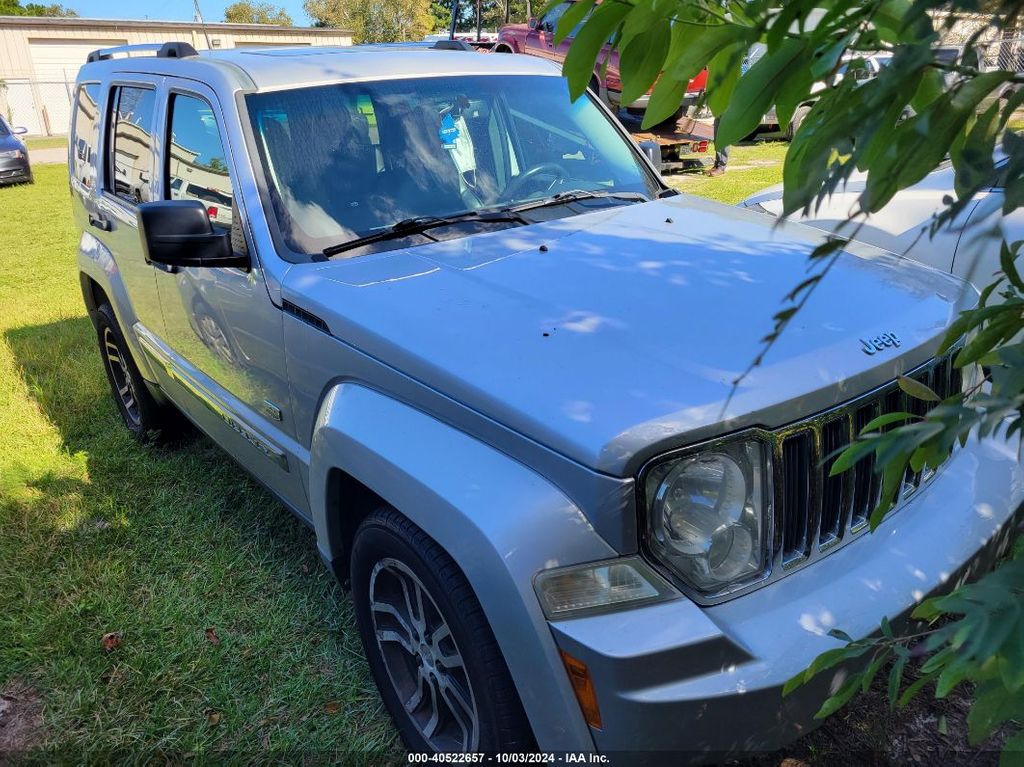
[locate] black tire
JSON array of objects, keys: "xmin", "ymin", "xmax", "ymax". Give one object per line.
[
  {"xmin": 351, "ymin": 507, "xmax": 534, "ymax": 753},
  {"xmin": 786, "ymin": 104, "xmax": 812, "ymax": 141},
  {"xmin": 95, "ymin": 302, "xmax": 182, "ymax": 443}
]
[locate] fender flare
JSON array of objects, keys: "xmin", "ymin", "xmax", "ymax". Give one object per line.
[
  {"xmin": 77, "ymin": 230, "xmax": 159, "ymax": 382},
  {"xmin": 309, "ymin": 382, "xmax": 618, "ymax": 751}
]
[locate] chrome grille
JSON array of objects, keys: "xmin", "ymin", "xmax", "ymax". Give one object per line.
[{"xmin": 773, "ymin": 350, "xmax": 963, "ymax": 571}]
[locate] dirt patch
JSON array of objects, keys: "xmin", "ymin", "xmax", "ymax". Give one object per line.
[
  {"xmin": 745, "ymin": 663, "xmax": 1008, "ymax": 766},
  {"xmin": 0, "ymin": 679, "xmax": 43, "ymax": 758}
]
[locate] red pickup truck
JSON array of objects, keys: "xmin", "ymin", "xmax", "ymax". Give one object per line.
[{"xmin": 495, "ymin": 2, "xmax": 707, "ymax": 125}]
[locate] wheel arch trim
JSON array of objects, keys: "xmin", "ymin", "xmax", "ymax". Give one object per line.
[{"xmin": 309, "ymin": 382, "xmax": 616, "ymax": 751}]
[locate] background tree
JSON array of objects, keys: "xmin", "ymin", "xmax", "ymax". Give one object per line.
[
  {"xmin": 0, "ymin": 0, "xmax": 76, "ymax": 16},
  {"xmin": 223, "ymin": 1, "xmax": 293, "ymax": 25},
  {"xmin": 430, "ymin": 0, "xmax": 531, "ymax": 34},
  {"xmin": 305, "ymin": 0, "xmax": 432, "ymax": 41},
  {"xmin": 562, "ymin": 0, "xmax": 1024, "ymax": 756}
]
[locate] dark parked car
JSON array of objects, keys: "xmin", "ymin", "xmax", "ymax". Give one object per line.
[{"xmin": 0, "ymin": 115, "xmax": 32, "ymax": 186}]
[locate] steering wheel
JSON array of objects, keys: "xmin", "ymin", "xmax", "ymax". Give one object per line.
[{"xmin": 499, "ymin": 162, "xmax": 569, "ymax": 203}]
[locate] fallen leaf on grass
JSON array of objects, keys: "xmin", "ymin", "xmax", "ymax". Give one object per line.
[
  {"xmin": 100, "ymin": 632, "xmax": 122, "ymax": 653},
  {"xmin": 207, "ymin": 711, "xmax": 222, "ymax": 726},
  {"xmin": 323, "ymin": 701, "xmax": 342, "ymax": 715},
  {"xmin": 205, "ymin": 628, "xmax": 221, "ymax": 646}
]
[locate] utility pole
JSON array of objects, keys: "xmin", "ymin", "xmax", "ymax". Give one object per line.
[
  {"xmin": 192, "ymin": 0, "xmax": 213, "ymax": 49},
  {"xmin": 475, "ymin": 0, "xmax": 481, "ymax": 41}
]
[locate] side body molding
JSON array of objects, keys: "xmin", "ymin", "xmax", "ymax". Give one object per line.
[{"xmin": 309, "ymin": 383, "xmax": 619, "ymax": 751}]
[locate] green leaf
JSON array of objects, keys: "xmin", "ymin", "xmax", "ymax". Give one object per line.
[
  {"xmin": 782, "ymin": 669, "xmax": 807, "ymax": 696},
  {"xmin": 705, "ymin": 42, "xmax": 743, "ymax": 118},
  {"xmin": 553, "ymin": 0, "xmax": 594, "ymax": 44},
  {"xmin": 1000, "ymin": 240, "xmax": 1024, "ymax": 292},
  {"xmin": 619, "ymin": 23, "xmax": 671, "ymax": 106},
  {"xmin": 860, "ymin": 411, "xmax": 917, "ymax": 433},
  {"xmin": 718, "ymin": 38, "xmax": 810, "ymax": 148},
  {"xmin": 861, "ymin": 651, "xmax": 888, "ymax": 693},
  {"xmin": 898, "ymin": 375, "xmax": 941, "ymax": 403},
  {"xmin": 665, "ymin": 23, "xmax": 748, "ymax": 86},
  {"xmin": 967, "ymin": 681, "xmax": 1017, "ymax": 744},
  {"xmin": 888, "ymin": 654, "xmax": 907, "ymax": 705},
  {"xmin": 562, "ymin": 1, "xmax": 632, "ymax": 100},
  {"xmin": 897, "ymin": 671, "xmax": 938, "ymax": 707},
  {"xmin": 815, "ymin": 673, "xmax": 862, "ymax": 719},
  {"xmin": 830, "ymin": 438, "xmax": 877, "ymax": 475},
  {"xmin": 1001, "ymin": 731, "xmax": 1024, "ymax": 766},
  {"xmin": 828, "ymin": 628, "xmax": 854, "ymax": 643},
  {"xmin": 641, "ymin": 74, "xmax": 689, "ymax": 130}
]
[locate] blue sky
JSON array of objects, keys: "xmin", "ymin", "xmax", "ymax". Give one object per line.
[{"xmin": 71, "ymin": 0, "xmax": 314, "ymax": 25}]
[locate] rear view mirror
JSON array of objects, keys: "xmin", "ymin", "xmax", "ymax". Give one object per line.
[
  {"xmin": 528, "ymin": 16, "xmax": 538, "ymax": 29},
  {"xmin": 13, "ymin": 126, "xmax": 27, "ymax": 135},
  {"xmin": 137, "ymin": 200, "xmax": 248, "ymax": 270}
]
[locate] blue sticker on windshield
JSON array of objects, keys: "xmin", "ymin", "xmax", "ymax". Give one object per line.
[{"xmin": 438, "ymin": 113, "xmax": 460, "ymax": 148}]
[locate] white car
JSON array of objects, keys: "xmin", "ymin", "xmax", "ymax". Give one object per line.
[
  {"xmin": 741, "ymin": 152, "xmax": 1012, "ymax": 289},
  {"xmin": 745, "ymin": 46, "xmax": 891, "ymax": 138}
]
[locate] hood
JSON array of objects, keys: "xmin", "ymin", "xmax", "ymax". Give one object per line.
[{"xmin": 285, "ymin": 195, "xmax": 970, "ymax": 476}]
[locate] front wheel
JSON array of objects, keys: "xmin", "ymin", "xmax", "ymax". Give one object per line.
[{"xmin": 350, "ymin": 507, "xmax": 534, "ymax": 753}]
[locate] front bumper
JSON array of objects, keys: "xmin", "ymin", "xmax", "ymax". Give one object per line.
[
  {"xmin": 0, "ymin": 156, "xmax": 31, "ymax": 185},
  {"xmin": 548, "ymin": 432, "xmax": 1024, "ymax": 759}
]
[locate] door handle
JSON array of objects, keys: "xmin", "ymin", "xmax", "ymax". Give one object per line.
[{"xmin": 88, "ymin": 214, "xmax": 111, "ymax": 232}]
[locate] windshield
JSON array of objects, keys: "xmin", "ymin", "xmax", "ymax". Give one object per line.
[
  {"xmin": 245, "ymin": 74, "xmax": 659, "ymax": 257},
  {"xmin": 0, "ymin": 119, "xmax": 9, "ymax": 137}
]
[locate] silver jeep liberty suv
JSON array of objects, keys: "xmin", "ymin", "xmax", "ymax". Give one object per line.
[{"xmin": 69, "ymin": 40, "xmax": 1023, "ymax": 758}]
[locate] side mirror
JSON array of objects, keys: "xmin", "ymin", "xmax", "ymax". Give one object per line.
[
  {"xmin": 13, "ymin": 126, "xmax": 27, "ymax": 135},
  {"xmin": 137, "ymin": 200, "xmax": 248, "ymax": 270},
  {"xmin": 637, "ymin": 140, "xmax": 662, "ymax": 174},
  {"xmin": 528, "ymin": 16, "xmax": 538, "ymax": 29}
]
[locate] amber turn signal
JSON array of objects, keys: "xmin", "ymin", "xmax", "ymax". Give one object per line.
[{"xmin": 559, "ymin": 649, "xmax": 602, "ymax": 729}]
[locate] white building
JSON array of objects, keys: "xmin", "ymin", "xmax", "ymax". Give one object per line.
[{"xmin": 0, "ymin": 16, "xmax": 353, "ymax": 134}]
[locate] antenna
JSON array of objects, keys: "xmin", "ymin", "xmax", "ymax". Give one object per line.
[{"xmin": 192, "ymin": 0, "xmax": 213, "ymax": 49}]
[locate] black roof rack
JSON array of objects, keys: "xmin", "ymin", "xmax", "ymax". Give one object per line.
[
  {"xmin": 86, "ymin": 41, "xmax": 198, "ymax": 64},
  {"xmin": 430, "ymin": 39, "xmax": 474, "ymax": 51}
]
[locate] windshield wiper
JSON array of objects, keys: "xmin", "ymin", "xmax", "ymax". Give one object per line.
[
  {"xmin": 323, "ymin": 209, "xmax": 529, "ymax": 258},
  {"xmin": 502, "ymin": 189, "xmax": 650, "ymax": 215}
]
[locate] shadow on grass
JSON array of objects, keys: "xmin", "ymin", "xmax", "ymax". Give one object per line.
[{"xmin": 3, "ymin": 316, "xmax": 399, "ymax": 758}]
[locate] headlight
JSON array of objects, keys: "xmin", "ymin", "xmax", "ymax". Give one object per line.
[
  {"xmin": 0, "ymin": 149, "xmax": 25, "ymax": 160},
  {"xmin": 643, "ymin": 438, "xmax": 772, "ymax": 599}
]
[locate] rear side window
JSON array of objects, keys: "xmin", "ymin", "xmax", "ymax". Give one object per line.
[
  {"xmin": 107, "ymin": 85, "xmax": 157, "ymax": 205},
  {"xmin": 71, "ymin": 83, "xmax": 101, "ymax": 190},
  {"xmin": 166, "ymin": 93, "xmax": 234, "ymax": 229}
]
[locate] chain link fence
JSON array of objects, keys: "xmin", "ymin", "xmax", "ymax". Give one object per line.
[
  {"xmin": 979, "ymin": 36, "xmax": 1024, "ymax": 74},
  {"xmin": 0, "ymin": 77, "xmax": 75, "ymax": 136}
]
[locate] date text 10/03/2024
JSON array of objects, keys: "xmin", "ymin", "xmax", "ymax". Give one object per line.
[{"xmin": 407, "ymin": 754, "xmax": 611, "ymax": 764}]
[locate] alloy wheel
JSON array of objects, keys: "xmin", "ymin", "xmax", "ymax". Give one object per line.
[
  {"xmin": 369, "ymin": 557, "xmax": 480, "ymax": 751},
  {"xmin": 103, "ymin": 326, "xmax": 140, "ymax": 425}
]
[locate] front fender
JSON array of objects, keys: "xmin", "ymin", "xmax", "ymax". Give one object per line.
[
  {"xmin": 77, "ymin": 230, "xmax": 158, "ymax": 381},
  {"xmin": 309, "ymin": 382, "xmax": 618, "ymax": 751}
]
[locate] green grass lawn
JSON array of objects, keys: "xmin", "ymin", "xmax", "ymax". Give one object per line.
[
  {"xmin": 23, "ymin": 136, "xmax": 68, "ymax": 151},
  {"xmin": 0, "ymin": 164, "xmax": 399, "ymax": 759},
  {"xmin": 668, "ymin": 138, "xmax": 787, "ymax": 204},
  {"xmin": 0, "ymin": 155, "xmax": 988, "ymax": 762}
]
